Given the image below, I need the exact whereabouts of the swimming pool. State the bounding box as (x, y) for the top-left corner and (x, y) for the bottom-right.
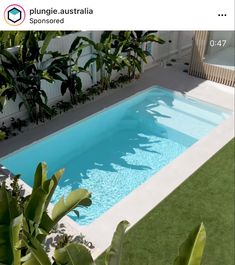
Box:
(0, 86), (231, 225)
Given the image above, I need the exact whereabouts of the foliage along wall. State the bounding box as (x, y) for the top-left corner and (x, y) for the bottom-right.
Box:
(0, 31), (194, 125)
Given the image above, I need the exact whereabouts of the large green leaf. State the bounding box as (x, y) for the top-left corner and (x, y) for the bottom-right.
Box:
(54, 243), (95, 265)
(143, 34), (165, 44)
(0, 184), (22, 265)
(0, 224), (14, 264)
(24, 187), (48, 225)
(14, 32), (26, 46)
(11, 214), (23, 264)
(40, 32), (56, 57)
(33, 162), (48, 192)
(23, 231), (51, 265)
(61, 80), (69, 95)
(105, 221), (129, 265)
(38, 212), (54, 236)
(0, 49), (19, 66)
(174, 223), (206, 265)
(51, 189), (91, 223)
(84, 57), (97, 70)
(69, 36), (82, 53)
(44, 168), (64, 209)
(79, 36), (96, 48)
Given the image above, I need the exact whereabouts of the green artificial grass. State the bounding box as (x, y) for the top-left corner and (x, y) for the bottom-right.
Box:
(96, 138), (234, 265)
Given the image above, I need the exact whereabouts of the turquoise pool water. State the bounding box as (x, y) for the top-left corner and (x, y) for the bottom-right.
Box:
(0, 87), (231, 225)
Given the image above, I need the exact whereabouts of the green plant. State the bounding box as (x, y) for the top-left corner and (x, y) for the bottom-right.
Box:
(0, 118), (28, 140)
(9, 175), (25, 211)
(47, 36), (91, 105)
(0, 31), (25, 50)
(116, 31), (165, 79)
(0, 129), (6, 140)
(55, 234), (74, 249)
(0, 162), (92, 264)
(0, 31), (73, 50)
(0, 32), (63, 123)
(0, 161), (207, 265)
(0, 122), (10, 139)
(10, 117), (28, 132)
(174, 223), (206, 265)
(81, 32), (130, 91)
(54, 100), (73, 113)
(0, 86), (7, 112)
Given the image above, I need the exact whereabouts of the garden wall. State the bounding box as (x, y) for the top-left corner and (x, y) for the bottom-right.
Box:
(0, 31), (194, 125)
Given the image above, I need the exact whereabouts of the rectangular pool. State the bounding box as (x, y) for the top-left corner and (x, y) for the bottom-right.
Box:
(0, 86), (231, 225)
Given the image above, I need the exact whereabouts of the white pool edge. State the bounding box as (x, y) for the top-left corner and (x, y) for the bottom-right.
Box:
(0, 97), (234, 259)
(80, 113), (235, 258)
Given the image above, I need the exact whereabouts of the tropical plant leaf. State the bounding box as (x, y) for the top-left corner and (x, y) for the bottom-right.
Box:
(144, 34), (165, 44)
(79, 36), (96, 48)
(69, 36), (82, 53)
(51, 189), (91, 224)
(84, 57), (97, 70)
(61, 80), (69, 95)
(24, 187), (48, 225)
(38, 212), (54, 236)
(101, 31), (112, 44)
(174, 223), (206, 265)
(54, 243), (95, 265)
(14, 31), (26, 46)
(0, 49), (19, 66)
(33, 162), (48, 192)
(44, 168), (64, 209)
(105, 221), (130, 265)
(42, 71), (54, 83)
(75, 77), (82, 92)
(40, 32), (56, 57)
(23, 231), (51, 265)
(0, 184), (22, 265)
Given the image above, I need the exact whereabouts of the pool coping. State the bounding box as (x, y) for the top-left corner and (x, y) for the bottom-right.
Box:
(0, 91), (234, 259)
(0, 86), (232, 162)
(1, 113), (233, 259)
(80, 113), (234, 258)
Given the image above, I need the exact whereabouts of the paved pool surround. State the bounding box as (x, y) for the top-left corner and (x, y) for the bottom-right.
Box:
(1, 86), (231, 226)
(0, 65), (234, 258)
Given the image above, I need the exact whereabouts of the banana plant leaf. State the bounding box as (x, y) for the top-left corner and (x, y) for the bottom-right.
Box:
(44, 168), (64, 209)
(105, 221), (130, 265)
(174, 223), (206, 265)
(54, 243), (95, 265)
(24, 187), (48, 225)
(23, 231), (51, 265)
(40, 32), (57, 57)
(0, 184), (22, 265)
(33, 162), (48, 192)
(51, 189), (92, 224)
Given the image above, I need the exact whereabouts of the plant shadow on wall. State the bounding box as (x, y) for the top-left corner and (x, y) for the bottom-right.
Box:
(0, 162), (207, 265)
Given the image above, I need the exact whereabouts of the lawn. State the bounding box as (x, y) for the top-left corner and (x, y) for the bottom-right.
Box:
(96, 138), (234, 265)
